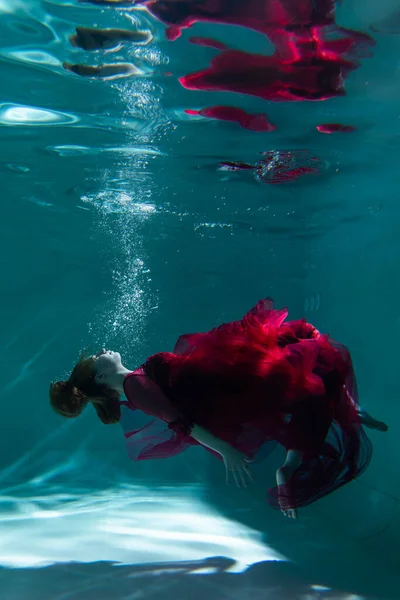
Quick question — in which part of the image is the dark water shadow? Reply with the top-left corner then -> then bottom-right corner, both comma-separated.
0,555 -> 390,600
200,480 -> 399,600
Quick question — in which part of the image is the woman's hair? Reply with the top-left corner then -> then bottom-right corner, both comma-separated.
49,354 -> 121,424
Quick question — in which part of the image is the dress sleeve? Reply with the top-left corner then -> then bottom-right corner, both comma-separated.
120,369 -> 196,462
124,369 -> 181,423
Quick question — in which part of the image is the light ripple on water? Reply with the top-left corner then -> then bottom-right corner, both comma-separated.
0,482 -> 284,571
0,103 -> 163,133
4,49 -> 60,66
0,103 -> 78,125
46,144 -> 164,156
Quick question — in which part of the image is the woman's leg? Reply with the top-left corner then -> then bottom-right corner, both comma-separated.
276,398 -> 331,520
345,388 -> 388,432
357,407 -> 388,432
276,449 -> 303,519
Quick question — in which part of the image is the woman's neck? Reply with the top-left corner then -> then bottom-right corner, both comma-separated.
109,367 -> 133,394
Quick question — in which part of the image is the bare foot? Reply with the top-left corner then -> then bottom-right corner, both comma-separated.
368,420 -> 388,432
283,506 -> 298,519
360,411 -> 389,432
276,466 -> 298,519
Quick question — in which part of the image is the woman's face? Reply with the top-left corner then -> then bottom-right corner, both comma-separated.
92,349 -> 123,383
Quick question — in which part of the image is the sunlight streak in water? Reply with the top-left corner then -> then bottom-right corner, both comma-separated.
6,49 -> 60,67
0,0 -> 23,13
0,103 -> 77,125
46,144 -> 164,156
3,335 -> 58,393
0,483 -> 284,570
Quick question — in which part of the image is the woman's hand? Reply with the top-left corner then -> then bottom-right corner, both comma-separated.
188,424 -> 253,487
221,445 -> 253,488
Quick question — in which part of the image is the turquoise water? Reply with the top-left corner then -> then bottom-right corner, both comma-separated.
1,0 -> 400,598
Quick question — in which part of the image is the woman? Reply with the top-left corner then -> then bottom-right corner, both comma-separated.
50,298 -> 387,519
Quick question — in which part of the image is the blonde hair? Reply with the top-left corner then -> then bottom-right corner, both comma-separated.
49,354 -> 121,424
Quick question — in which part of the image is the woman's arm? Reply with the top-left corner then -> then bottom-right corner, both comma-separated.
189,423 -> 229,454
190,424 -> 253,487
124,372 -> 253,486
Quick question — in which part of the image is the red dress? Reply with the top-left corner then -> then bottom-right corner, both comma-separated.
120,298 -> 372,510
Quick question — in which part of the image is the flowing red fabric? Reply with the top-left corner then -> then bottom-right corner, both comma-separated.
121,298 -> 372,510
